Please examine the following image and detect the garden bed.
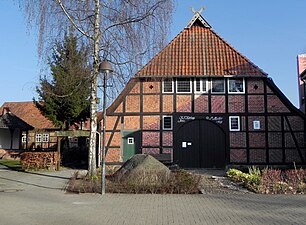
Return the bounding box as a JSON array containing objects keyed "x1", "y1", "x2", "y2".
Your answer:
[{"x1": 227, "y1": 166, "x2": 306, "y2": 194}]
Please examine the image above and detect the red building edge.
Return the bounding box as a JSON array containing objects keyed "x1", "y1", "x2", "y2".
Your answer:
[{"x1": 100, "y1": 12, "x2": 306, "y2": 169}]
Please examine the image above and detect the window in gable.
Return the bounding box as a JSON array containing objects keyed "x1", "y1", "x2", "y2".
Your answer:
[
  {"x1": 176, "y1": 78, "x2": 191, "y2": 93},
  {"x1": 211, "y1": 78, "x2": 225, "y2": 93},
  {"x1": 162, "y1": 79, "x2": 173, "y2": 93},
  {"x1": 228, "y1": 78, "x2": 245, "y2": 93},
  {"x1": 194, "y1": 78, "x2": 208, "y2": 93}
]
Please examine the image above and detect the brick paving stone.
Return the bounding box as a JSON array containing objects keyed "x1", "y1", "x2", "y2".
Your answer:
[{"x1": 0, "y1": 169, "x2": 306, "y2": 225}]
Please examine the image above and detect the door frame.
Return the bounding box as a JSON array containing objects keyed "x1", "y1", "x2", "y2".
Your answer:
[{"x1": 174, "y1": 118, "x2": 228, "y2": 168}]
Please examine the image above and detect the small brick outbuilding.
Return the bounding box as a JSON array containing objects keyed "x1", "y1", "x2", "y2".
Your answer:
[{"x1": 102, "y1": 12, "x2": 306, "y2": 168}]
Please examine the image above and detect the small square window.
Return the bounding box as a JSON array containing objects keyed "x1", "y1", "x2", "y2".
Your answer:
[
  {"x1": 176, "y1": 78, "x2": 191, "y2": 93},
  {"x1": 229, "y1": 116, "x2": 240, "y2": 131},
  {"x1": 253, "y1": 121, "x2": 261, "y2": 130},
  {"x1": 162, "y1": 79, "x2": 173, "y2": 93},
  {"x1": 163, "y1": 116, "x2": 173, "y2": 130},
  {"x1": 127, "y1": 137, "x2": 134, "y2": 145},
  {"x1": 228, "y1": 78, "x2": 245, "y2": 93},
  {"x1": 211, "y1": 79, "x2": 225, "y2": 93}
]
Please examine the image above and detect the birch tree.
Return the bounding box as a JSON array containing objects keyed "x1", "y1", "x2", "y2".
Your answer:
[{"x1": 18, "y1": 0, "x2": 174, "y2": 177}]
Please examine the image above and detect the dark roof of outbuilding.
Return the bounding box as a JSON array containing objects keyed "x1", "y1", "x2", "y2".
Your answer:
[{"x1": 0, "y1": 111, "x2": 33, "y2": 130}]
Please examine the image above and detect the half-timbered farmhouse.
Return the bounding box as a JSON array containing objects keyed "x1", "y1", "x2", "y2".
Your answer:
[
  {"x1": 103, "y1": 12, "x2": 305, "y2": 168},
  {"x1": 0, "y1": 102, "x2": 59, "y2": 150}
]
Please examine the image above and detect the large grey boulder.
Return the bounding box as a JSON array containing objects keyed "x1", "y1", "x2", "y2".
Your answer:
[{"x1": 113, "y1": 154, "x2": 170, "y2": 185}]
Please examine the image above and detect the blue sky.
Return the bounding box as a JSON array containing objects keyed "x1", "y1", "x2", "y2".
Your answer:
[{"x1": 1, "y1": 1, "x2": 306, "y2": 107}]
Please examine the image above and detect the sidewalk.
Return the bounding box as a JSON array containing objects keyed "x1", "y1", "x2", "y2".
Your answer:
[{"x1": 1, "y1": 168, "x2": 306, "y2": 225}]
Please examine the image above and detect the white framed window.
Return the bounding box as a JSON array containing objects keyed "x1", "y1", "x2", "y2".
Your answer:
[
  {"x1": 228, "y1": 78, "x2": 245, "y2": 93},
  {"x1": 194, "y1": 78, "x2": 208, "y2": 93},
  {"x1": 42, "y1": 134, "x2": 49, "y2": 142},
  {"x1": 22, "y1": 134, "x2": 27, "y2": 143},
  {"x1": 35, "y1": 134, "x2": 42, "y2": 142},
  {"x1": 229, "y1": 116, "x2": 240, "y2": 131},
  {"x1": 162, "y1": 79, "x2": 174, "y2": 93},
  {"x1": 163, "y1": 116, "x2": 173, "y2": 130},
  {"x1": 127, "y1": 137, "x2": 134, "y2": 145},
  {"x1": 211, "y1": 78, "x2": 225, "y2": 93},
  {"x1": 176, "y1": 78, "x2": 191, "y2": 93}
]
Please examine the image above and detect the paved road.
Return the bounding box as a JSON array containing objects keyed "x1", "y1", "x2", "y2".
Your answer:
[{"x1": 0, "y1": 165, "x2": 306, "y2": 225}]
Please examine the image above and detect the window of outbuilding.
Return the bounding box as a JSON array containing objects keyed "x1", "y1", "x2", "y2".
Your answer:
[
  {"x1": 42, "y1": 134, "x2": 49, "y2": 142},
  {"x1": 22, "y1": 134, "x2": 27, "y2": 143},
  {"x1": 228, "y1": 78, "x2": 245, "y2": 93},
  {"x1": 35, "y1": 134, "x2": 42, "y2": 142}
]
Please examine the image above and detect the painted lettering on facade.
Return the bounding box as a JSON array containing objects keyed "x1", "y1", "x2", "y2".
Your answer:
[
  {"x1": 205, "y1": 116, "x2": 223, "y2": 124},
  {"x1": 177, "y1": 116, "x2": 195, "y2": 123}
]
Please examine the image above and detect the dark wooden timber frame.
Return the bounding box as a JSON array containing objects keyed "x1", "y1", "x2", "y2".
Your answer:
[{"x1": 105, "y1": 76, "x2": 306, "y2": 167}]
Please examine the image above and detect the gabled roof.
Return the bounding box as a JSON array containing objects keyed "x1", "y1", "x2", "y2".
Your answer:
[
  {"x1": 0, "y1": 102, "x2": 56, "y2": 129},
  {"x1": 136, "y1": 12, "x2": 267, "y2": 77},
  {"x1": 0, "y1": 111, "x2": 33, "y2": 130}
]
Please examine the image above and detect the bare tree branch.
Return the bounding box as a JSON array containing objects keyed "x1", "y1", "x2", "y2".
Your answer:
[{"x1": 56, "y1": 0, "x2": 93, "y2": 39}]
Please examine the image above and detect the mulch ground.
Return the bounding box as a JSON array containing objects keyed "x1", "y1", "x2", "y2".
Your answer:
[{"x1": 187, "y1": 169, "x2": 251, "y2": 194}]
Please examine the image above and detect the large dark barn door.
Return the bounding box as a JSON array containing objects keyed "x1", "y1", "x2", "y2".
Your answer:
[{"x1": 174, "y1": 120, "x2": 226, "y2": 168}]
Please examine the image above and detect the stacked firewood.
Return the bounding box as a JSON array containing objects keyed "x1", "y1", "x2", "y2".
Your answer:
[{"x1": 20, "y1": 152, "x2": 59, "y2": 170}]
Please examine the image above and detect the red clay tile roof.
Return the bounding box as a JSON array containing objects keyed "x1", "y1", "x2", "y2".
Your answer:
[
  {"x1": 0, "y1": 102, "x2": 56, "y2": 129},
  {"x1": 136, "y1": 16, "x2": 267, "y2": 77}
]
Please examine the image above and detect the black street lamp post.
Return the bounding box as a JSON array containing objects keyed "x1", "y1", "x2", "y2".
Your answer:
[{"x1": 99, "y1": 60, "x2": 113, "y2": 195}]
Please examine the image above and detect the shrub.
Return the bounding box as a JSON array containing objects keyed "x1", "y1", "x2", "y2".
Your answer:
[
  {"x1": 168, "y1": 170, "x2": 201, "y2": 194},
  {"x1": 67, "y1": 169, "x2": 201, "y2": 194},
  {"x1": 257, "y1": 168, "x2": 306, "y2": 194},
  {"x1": 227, "y1": 167, "x2": 306, "y2": 194},
  {"x1": 227, "y1": 167, "x2": 260, "y2": 192},
  {"x1": 67, "y1": 172, "x2": 100, "y2": 193}
]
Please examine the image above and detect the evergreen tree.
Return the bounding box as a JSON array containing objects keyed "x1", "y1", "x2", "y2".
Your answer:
[{"x1": 35, "y1": 33, "x2": 91, "y2": 130}]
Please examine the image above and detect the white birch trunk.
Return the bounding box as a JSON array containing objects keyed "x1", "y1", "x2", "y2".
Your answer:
[{"x1": 88, "y1": 0, "x2": 101, "y2": 177}]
